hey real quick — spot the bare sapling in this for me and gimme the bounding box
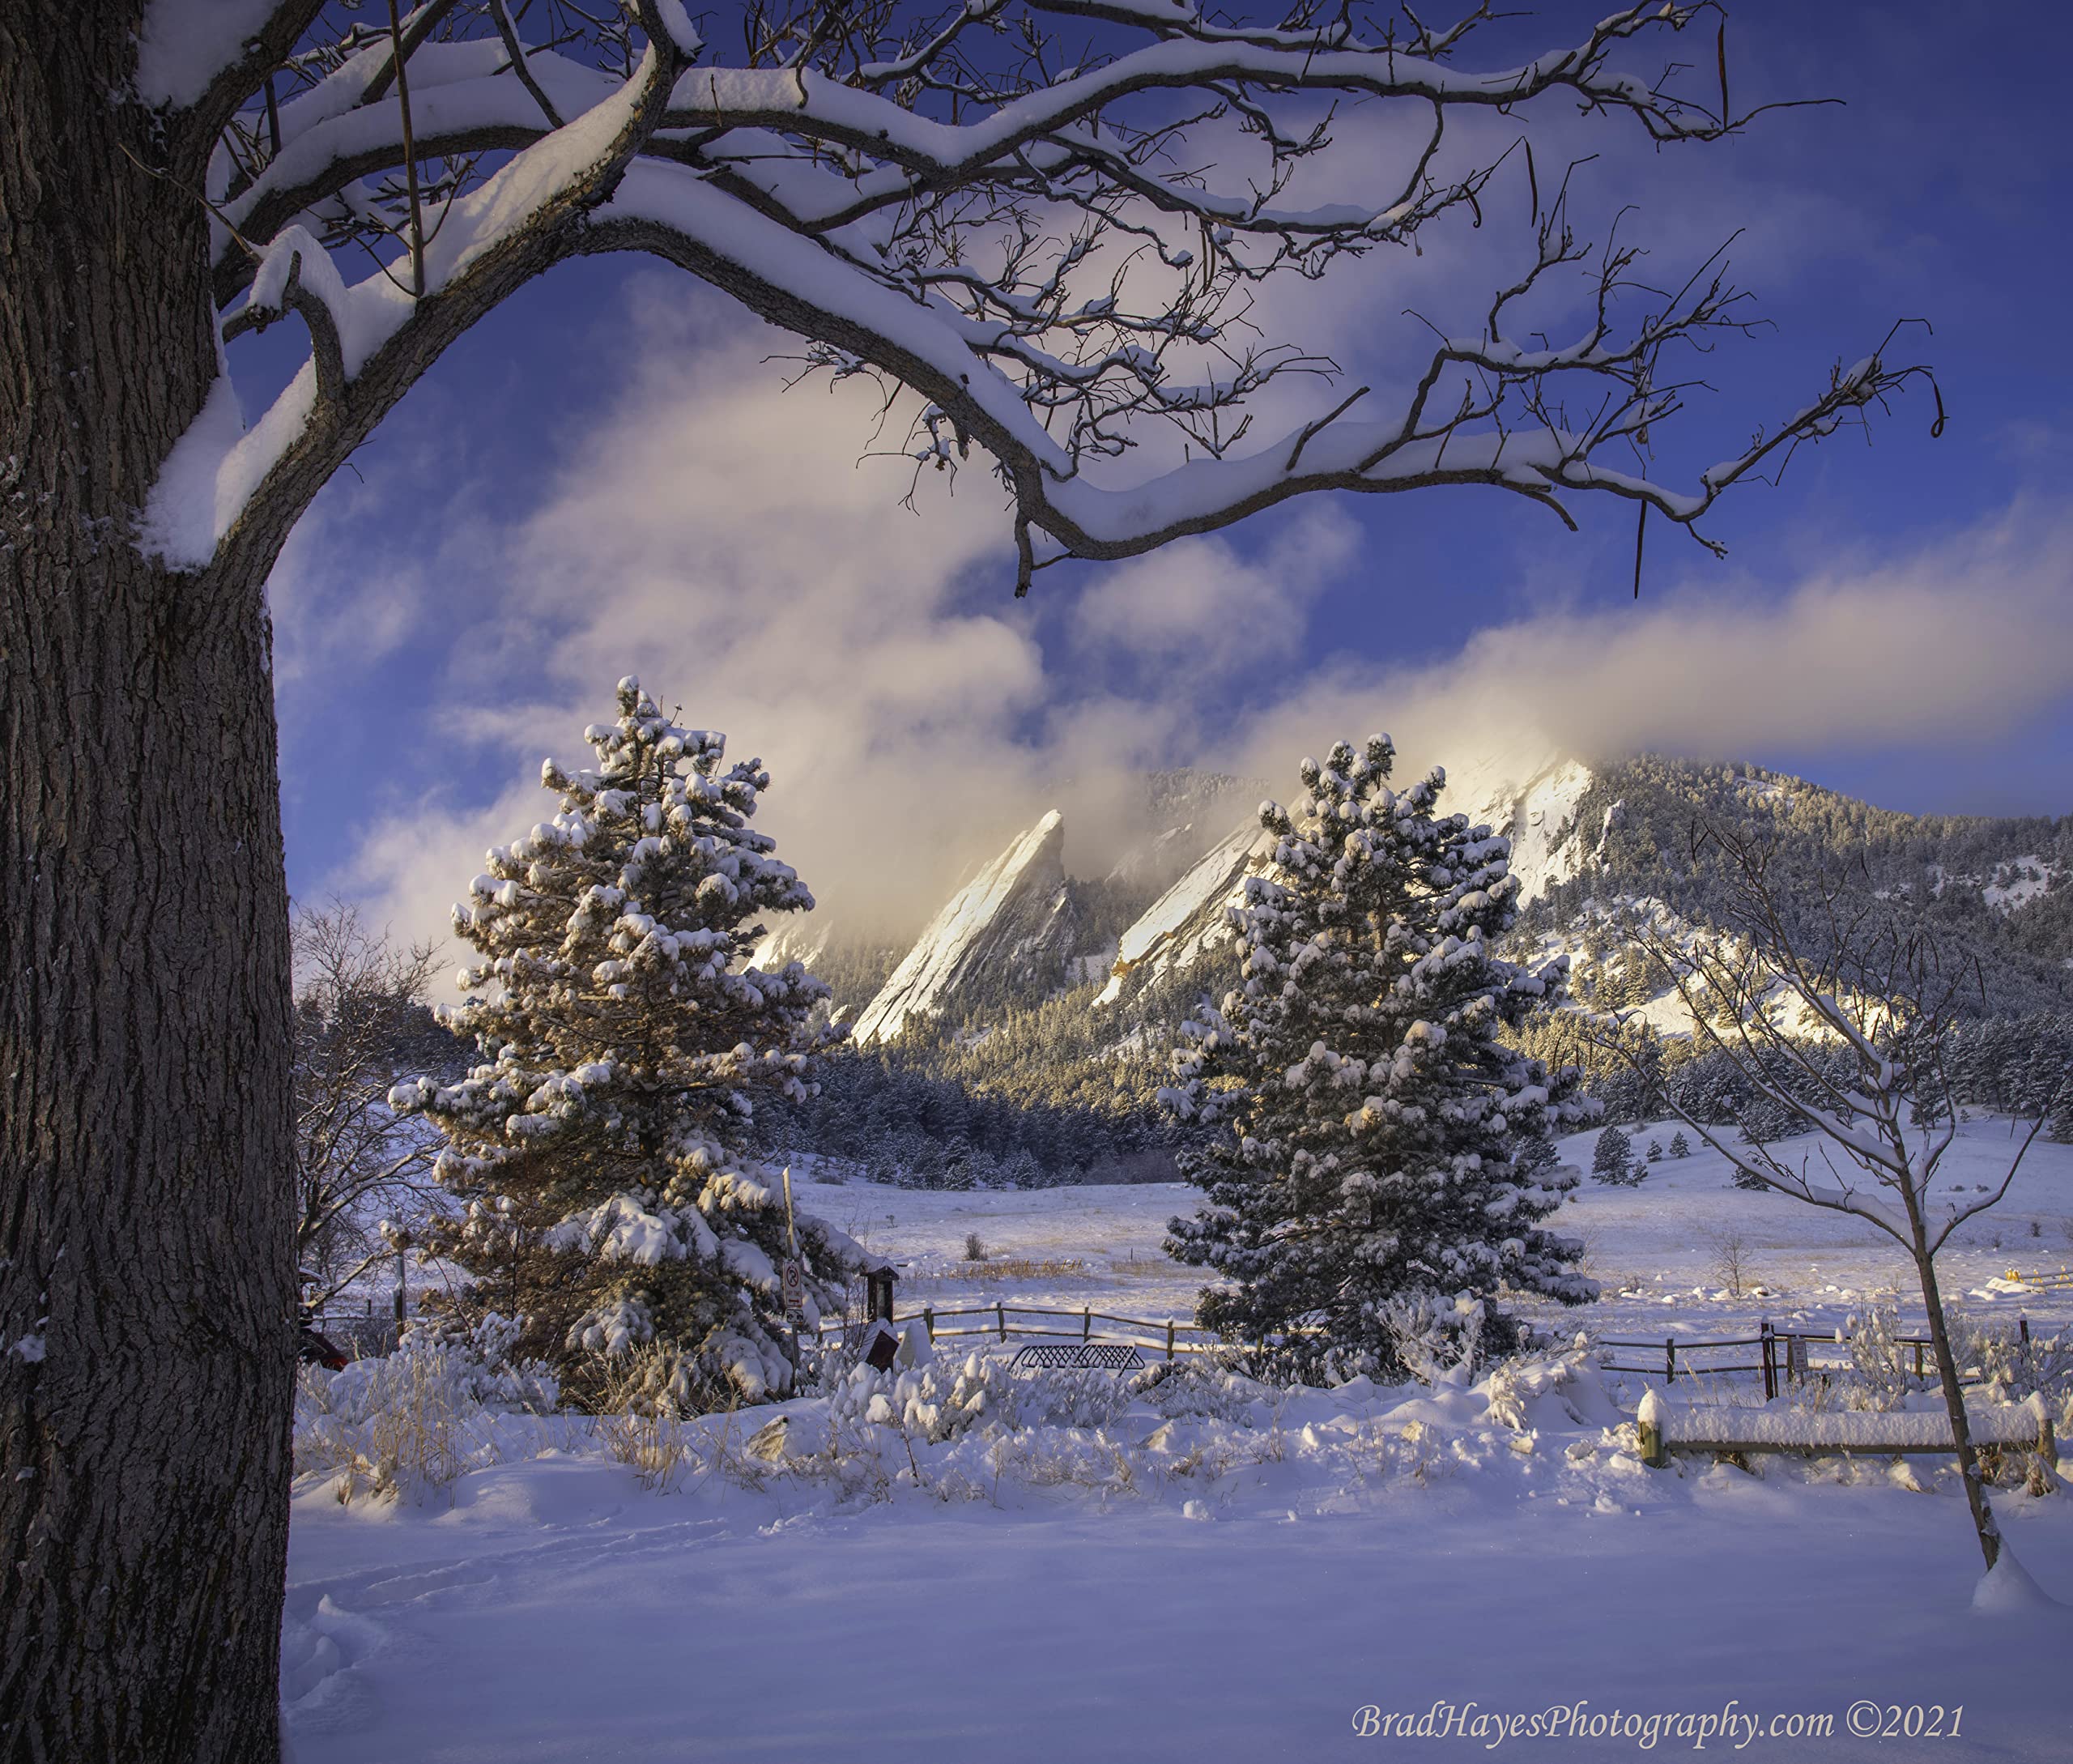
[1587,824,2046,1574]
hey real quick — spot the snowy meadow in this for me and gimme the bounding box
[284,1119,2073,1763]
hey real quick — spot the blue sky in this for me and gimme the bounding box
[258,1,2073,946]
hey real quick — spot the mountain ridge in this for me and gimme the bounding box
[841,750,2073,1053]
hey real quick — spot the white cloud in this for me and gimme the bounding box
[309,292,2073,969]
[1221,500,2073,801]
[330,300,1060,952]
[1069,505,1357,689]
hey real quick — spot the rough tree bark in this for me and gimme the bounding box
[1,8,298,1760]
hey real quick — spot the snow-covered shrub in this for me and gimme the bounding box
[596,1405,692,1492]
[295,1352,468,1505]
[1008,1363,1139,1431]
[825,1353,1133,1445]
[586,1338,702,1419]
[1949,1313,2073,1408]
[1130,1361,1272,1424]
[1841,1301,1922,1412]
[402,1310,560,1412]
[294,1314,562,1504]
[1381,1294,1486,1387]
[1834,1303,2073,1417]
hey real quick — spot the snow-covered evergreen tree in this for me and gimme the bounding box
[1590,1127,1640,1186]
[1646,1138,1664,1161]
[2050,1084,2073,1147]
[1161,736,1594,1383]
[393,678,861,1409]
[1668,1130,1692,1159]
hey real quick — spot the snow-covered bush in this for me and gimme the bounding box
[595,1398,693,1492]
[1831,1303,2071,1422]
[1950,1314,2073,1408]
[1842,1301,1923,1412]
[1130,1361,1275,1425]
[294,1311,565,1505]
[402,1310,561,1412]
[1381,1293,1487,1387]
[826,1353,1134,1445]
[585,1337,704,1419]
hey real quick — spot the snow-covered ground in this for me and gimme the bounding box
[285,1119,2073,1762]
[801,1117,2073,1350]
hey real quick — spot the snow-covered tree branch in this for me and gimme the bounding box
[142,0,1934,593]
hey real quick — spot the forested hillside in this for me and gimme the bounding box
[764,755,2073,1188]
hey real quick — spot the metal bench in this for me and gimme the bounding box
[1010,1342,1145,1374]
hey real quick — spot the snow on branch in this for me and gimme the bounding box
[156,11,691,576]
[137,0,313,113]
[157,1,1933,592]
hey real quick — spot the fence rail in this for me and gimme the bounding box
[1598,1316,2039,1401]
[1638,1393,2058,1471]
[313,1289,2054,1390]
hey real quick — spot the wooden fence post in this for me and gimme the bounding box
[2020,1316,2031,1346]
[2028,1394,2058,1496]
[923,1305,935,1342]
[1760,1319,1775,1402]
[1664,1338,1676,1384]
[1166,1319,1176,1362]
[1083,1306,1091,1343]
[997,1300,1006,1341]
[1638,1391,1667,1469]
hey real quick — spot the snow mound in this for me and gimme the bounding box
[1972,1548,2066,1617]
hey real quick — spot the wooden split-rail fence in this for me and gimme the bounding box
[1597,1316,2041,1403]
[1637,1391,2059,1473]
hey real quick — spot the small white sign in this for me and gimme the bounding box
[781,1258,804,1317]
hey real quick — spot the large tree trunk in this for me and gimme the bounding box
[2,10,296,1762]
